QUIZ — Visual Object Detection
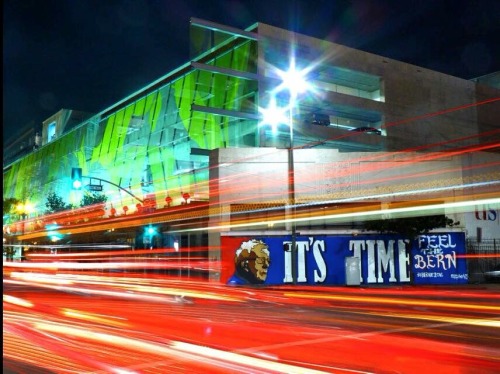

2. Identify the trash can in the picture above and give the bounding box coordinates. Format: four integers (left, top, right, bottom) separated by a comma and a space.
345, 256, 361, 286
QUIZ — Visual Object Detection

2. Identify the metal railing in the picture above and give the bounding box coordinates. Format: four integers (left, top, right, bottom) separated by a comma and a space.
466, 238, 500, 283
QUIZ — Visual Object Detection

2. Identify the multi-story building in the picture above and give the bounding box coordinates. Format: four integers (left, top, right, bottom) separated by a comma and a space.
3, 19, 499, 285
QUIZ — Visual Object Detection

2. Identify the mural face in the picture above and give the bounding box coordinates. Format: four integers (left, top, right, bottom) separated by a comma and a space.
227, 239, 271, 285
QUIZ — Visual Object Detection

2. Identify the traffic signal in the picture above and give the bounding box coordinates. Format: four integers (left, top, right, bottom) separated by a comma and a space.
71, 167, 83, 189
146, 226, 157, 236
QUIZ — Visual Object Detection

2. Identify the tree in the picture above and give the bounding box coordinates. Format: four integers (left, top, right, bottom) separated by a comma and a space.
3, 197, 20, 256
80, 192, 108, 207
3, 197, 20, 217
363, 215, 460, 241
45, 192, 73, 213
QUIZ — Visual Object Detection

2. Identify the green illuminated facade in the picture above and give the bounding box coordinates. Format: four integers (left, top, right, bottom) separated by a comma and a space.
4, 21, 261, 214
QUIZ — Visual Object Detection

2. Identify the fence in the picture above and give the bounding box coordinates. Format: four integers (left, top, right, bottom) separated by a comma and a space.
466, 238, 500, 283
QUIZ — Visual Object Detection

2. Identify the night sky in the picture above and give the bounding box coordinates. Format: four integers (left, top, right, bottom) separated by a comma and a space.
3, 0, 499, 146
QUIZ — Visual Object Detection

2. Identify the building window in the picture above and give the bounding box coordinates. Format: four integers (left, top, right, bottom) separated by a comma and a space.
47, 122, 56, 142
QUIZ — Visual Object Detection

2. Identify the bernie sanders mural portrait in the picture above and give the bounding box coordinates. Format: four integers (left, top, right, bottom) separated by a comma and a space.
227, 239, 271, 285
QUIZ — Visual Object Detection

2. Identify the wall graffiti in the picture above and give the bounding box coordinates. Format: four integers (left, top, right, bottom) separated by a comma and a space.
222, 233, 467, 286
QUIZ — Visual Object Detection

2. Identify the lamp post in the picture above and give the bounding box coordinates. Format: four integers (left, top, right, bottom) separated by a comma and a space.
287, 108, 297, 284
16, 201, 34, 235
260, 58, 310, 284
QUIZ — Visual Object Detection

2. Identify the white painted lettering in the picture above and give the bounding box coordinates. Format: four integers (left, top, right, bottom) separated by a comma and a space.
419, 234, 456, 254
445, 251, 456, 268
282, 241, 293, 283
365, 240, 377, 283
415, 255, 426, 269
376, 240, 396, 283
312, 239, 327, 283
398, 239, 410, 282
426, 254, 435, 269
349, 240, 365, 282
296, 240, 309, 283
413, 251, 457, 271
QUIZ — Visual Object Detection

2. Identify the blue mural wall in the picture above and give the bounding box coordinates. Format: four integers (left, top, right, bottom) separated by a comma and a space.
222, 233, 467, 286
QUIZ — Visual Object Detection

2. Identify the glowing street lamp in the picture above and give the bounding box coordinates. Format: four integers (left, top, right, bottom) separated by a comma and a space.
16, 202, 34, 216
145, 225, 157, 249
15, 201, 35, 236
274, 57, 311, 104
258, 96, 288, 135
71, 167, 83, 190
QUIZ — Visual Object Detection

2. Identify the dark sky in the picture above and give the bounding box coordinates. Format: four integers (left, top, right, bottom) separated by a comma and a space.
3, 0, 499, 145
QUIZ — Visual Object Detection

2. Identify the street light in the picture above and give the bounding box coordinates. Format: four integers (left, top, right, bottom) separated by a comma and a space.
71, 167, 83, 190
260, 57, 311, 284
15, 201, 35, 235
16, 202, 34, 217
146, 226, 157, 249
